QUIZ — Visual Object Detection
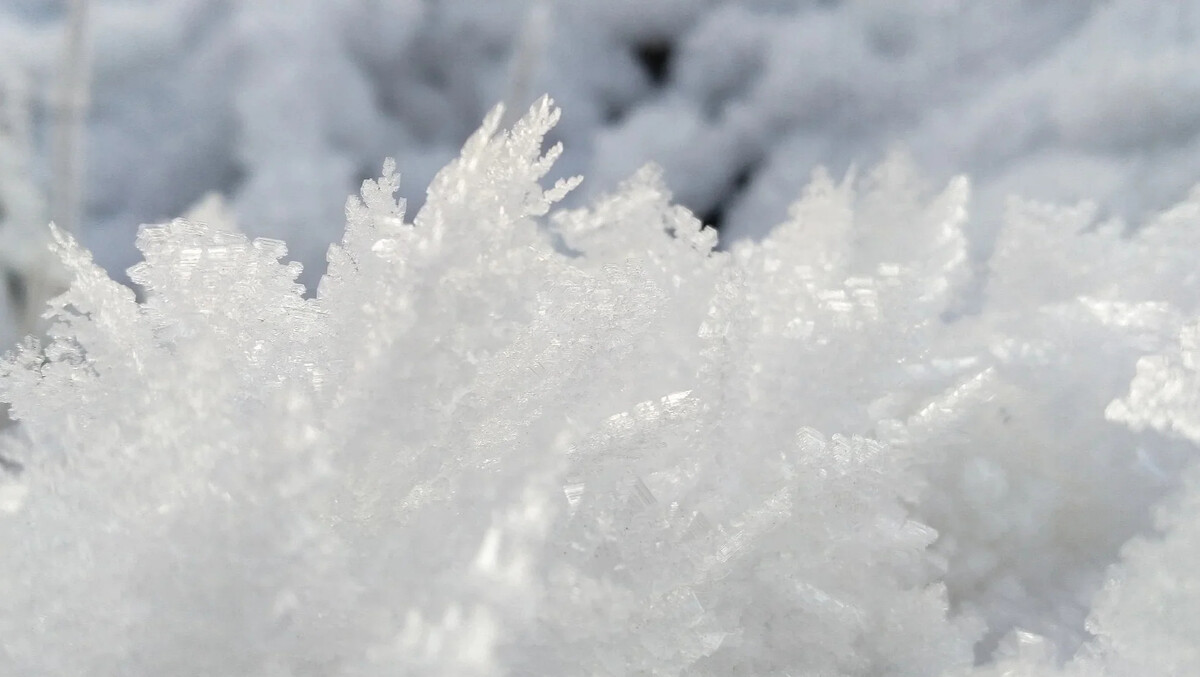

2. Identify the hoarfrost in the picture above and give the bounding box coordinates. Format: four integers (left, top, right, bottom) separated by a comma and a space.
1, 98, 1199, 676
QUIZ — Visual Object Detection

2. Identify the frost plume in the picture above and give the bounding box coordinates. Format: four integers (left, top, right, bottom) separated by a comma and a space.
1, 98, 1200, 676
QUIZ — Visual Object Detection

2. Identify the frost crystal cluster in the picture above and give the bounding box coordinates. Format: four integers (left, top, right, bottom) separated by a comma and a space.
1, 100, 1199, 676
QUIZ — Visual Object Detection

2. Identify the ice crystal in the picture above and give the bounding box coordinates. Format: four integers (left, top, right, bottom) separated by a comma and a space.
1, 98, 1199, 676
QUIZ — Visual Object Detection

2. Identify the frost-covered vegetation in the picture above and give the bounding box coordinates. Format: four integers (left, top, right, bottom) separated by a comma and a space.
0, 98, 1198, 675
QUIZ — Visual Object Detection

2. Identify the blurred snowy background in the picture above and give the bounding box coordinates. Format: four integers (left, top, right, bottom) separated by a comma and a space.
4, 0, 1200, 293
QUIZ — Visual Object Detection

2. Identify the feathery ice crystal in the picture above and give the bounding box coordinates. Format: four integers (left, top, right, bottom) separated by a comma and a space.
0, 98, 1198, 676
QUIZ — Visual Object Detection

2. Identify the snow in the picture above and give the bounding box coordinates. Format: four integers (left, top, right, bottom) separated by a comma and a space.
0, 98, 1195, 674
5, 2, 1200, 284
0, 101, 981, 675
1, 3, 1200, 675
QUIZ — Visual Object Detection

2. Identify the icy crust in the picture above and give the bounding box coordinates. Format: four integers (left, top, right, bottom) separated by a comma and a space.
0, 99, 1199, 675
